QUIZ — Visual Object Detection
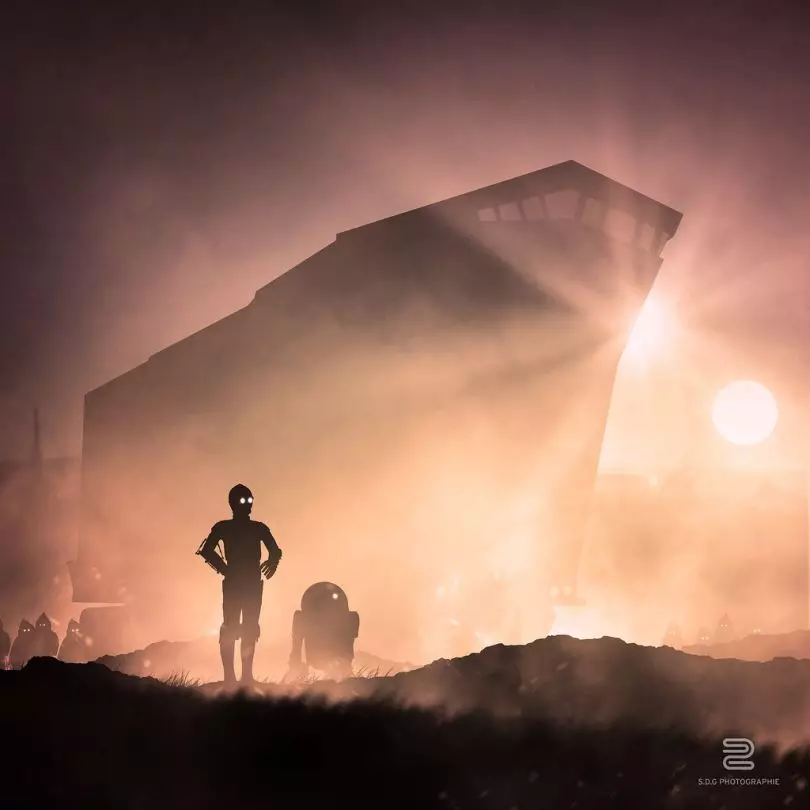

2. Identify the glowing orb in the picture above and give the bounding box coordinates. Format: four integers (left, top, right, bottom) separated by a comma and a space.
711, 380, 778, 446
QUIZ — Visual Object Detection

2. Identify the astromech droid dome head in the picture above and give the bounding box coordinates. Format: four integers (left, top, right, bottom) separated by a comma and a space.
301, 582, 350, 614
228, 484, 254, 516
288, 582, 359, 681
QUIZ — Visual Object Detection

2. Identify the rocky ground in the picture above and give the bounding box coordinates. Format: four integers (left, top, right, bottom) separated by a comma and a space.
682, 629, 810, 662
94, 636, 416, 682
1, 635, 808, 809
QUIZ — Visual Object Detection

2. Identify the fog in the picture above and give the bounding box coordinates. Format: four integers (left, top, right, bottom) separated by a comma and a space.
2, 3, 810, 680
3, 2, 810, 457
75, 255, 630, 663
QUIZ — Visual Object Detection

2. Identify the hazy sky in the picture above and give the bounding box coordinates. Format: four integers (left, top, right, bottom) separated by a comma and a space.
3, 0, 810, 459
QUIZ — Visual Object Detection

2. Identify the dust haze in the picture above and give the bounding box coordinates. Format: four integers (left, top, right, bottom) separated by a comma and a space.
2, 1, 810, 755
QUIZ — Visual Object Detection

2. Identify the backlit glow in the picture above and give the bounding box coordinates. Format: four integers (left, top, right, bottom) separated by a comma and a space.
624, 297, 674, 362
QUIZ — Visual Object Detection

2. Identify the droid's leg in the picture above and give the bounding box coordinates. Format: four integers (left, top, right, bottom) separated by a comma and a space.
286, 611, 308, 679
239, 579, 263, 684
329, 657, 353, 680
220, 578, 241, 684
345, 611, 359, 664
331, 611, 360, 679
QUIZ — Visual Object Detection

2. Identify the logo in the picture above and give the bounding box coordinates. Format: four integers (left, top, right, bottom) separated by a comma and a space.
722, 737, 755, 771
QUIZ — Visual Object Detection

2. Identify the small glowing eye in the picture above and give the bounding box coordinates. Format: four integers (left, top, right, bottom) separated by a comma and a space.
247, 497, 253, 503
240, 498, 246, 504
332, 593, 338, 599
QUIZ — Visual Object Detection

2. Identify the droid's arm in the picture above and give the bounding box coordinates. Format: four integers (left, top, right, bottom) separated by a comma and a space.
197, 525, 228, 576
262, 528, 282, 564
348, 611, 360, 640
260, 527, 282, 578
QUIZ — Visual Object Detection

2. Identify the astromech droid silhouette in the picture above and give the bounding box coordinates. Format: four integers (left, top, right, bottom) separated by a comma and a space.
287, 582, 359, 680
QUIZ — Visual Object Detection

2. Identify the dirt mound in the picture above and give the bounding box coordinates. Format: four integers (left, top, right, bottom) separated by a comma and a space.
219, 634, 810, 750
2, 636, 808, 808
94, 636, 415, 681
683, 630, 810, 662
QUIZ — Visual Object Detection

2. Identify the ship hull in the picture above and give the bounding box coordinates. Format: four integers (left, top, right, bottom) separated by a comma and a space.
71, 165, 681, 661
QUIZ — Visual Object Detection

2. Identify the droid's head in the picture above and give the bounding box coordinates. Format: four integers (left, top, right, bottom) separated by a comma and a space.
67, 619, 81, 635
228, 484, 253, 519
36, 613, 51, 631
301, 582, 350, 614
18, 619, 33, 635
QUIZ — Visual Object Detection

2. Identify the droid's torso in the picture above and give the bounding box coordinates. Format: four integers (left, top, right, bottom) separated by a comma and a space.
210, 518, 274, 579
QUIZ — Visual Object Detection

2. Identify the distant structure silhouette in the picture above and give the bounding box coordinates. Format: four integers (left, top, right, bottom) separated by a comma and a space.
71, 160, 683, 656
0, 619, 10, 669
31, 613, 59, 658
10, 619, 34, 668
57, 619, 88, 663
288, 582, 359, 679
197, 484, 282, 685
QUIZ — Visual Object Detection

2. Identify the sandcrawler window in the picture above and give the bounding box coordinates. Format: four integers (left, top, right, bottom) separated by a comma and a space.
545, 189, 580, 219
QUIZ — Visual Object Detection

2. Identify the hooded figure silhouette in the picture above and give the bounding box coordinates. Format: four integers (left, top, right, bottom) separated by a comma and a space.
713, 613, 734, 645
0, 619, 10, 669
9, 619, 34, 669
58, 619, 87, 663
31, 613, 59, 658
662, 622, 683, 648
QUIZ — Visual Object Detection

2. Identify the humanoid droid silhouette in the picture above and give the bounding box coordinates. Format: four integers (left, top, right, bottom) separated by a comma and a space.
197, 484, 282, 685
288, 582, 359, 680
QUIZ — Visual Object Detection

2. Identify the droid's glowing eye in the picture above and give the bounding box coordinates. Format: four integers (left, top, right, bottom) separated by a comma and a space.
332, 593, 338, 599
240, 498, 246, 504
247, 497, 253, 503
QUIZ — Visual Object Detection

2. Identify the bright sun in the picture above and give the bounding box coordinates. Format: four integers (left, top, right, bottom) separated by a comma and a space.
711, 380, 778, 446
